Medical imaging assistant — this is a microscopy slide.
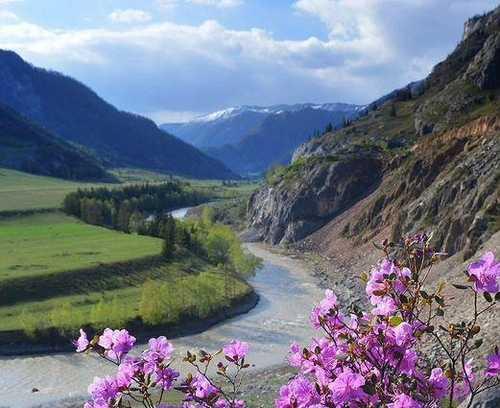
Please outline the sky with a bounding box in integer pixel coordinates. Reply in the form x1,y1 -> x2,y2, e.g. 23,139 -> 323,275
0,0 -> 498,123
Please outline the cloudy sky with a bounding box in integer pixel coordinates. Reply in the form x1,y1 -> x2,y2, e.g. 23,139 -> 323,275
0,0 -> 498,123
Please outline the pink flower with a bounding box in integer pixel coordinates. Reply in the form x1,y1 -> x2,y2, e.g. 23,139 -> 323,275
372,296 -> 397,316
111,329 -> 136,360
191,375 -> 218,399
330,371 -> 367,405
98,328 -> 114,350
143,336 -> 174,374
97,328 -> 135,360
310,289 -> 338,328
399,349 -> 418,375
393,322 -> 414,347
485,352 -> 500,377
276,376 -> 320,408
116,358 -> 139,389
468,251 -> 499,293
223,340 -> 249,362
388,393 -> 422,408
288,343 -> 304,368
153,367 -> 179,391
74,329 -> 89,352
428,368 -> 449,398
87,376 -> 119,407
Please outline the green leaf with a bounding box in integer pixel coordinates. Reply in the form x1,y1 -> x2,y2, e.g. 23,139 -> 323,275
452,284 -> 469,290
483,292 -> 493,303
389,316 -> 403,327
360,272 -> 368,283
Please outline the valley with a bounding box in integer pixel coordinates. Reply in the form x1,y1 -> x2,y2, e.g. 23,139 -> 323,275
0,2 -> 498,408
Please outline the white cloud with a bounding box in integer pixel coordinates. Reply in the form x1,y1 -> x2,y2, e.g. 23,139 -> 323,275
0,0 -> 497,114
109,9 -> 152,24
0,10 -> 18,21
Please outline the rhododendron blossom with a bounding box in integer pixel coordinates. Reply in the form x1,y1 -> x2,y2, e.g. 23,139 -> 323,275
76,238 -> 498,408
223,340 -> 249,362
485,351 -> 500,377
276,240 -> 499,408
468,251 -> 500,293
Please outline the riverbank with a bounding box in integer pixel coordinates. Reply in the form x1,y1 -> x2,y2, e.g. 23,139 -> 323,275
0,242 -> 325,408
0,291 -> 259,357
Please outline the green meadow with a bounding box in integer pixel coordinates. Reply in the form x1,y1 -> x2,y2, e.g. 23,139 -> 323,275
0,168 -> 110,212
0,167 -> 259,213
0,169 -> 257,343
0,212 -> 162,281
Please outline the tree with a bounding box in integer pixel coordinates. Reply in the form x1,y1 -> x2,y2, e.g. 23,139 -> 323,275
117,200 -> 132,232
161,215 -> 176,259
205,227 -> 232,266
324,122 -> 333,133
139,281 -> 164,325
128,211 -> 144,234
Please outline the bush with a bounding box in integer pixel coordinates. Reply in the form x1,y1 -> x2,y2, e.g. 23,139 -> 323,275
75,234 -> 499,408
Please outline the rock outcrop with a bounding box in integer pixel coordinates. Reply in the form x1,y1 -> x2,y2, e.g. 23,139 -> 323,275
248,153 -> 382,245
466,32 -> 500,90
248,5 -> 500,261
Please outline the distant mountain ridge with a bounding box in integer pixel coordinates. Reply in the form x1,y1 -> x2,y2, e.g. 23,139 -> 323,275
162,103 -> 363,175
161,103 -> 363,148
0,103 -> 112,181
0,50 -> 237,180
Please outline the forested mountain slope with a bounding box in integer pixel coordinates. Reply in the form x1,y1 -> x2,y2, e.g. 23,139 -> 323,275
0,50 -> 236,180
0,104 -> 111,181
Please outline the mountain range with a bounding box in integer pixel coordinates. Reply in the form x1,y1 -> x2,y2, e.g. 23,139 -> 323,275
0,50 -> 237,180
161,103 -> 363,175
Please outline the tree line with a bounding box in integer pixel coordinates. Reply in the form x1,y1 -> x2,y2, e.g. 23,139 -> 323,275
63,181 -> 210,232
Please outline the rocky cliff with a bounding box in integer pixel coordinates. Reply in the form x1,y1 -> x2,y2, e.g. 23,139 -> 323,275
248,6 -> 500,260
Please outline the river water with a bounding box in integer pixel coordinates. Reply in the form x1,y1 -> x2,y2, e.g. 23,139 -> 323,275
0,209 -> 325,408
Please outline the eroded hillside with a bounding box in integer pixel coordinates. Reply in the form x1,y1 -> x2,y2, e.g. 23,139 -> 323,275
248,6 -> 500,262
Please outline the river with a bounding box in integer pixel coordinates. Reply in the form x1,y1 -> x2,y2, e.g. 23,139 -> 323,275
0,209 -> 325,408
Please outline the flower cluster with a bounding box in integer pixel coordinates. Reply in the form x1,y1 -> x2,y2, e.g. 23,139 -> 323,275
77,236 -> 499,408
76,328 -> 250,408
278,241 -> 499,408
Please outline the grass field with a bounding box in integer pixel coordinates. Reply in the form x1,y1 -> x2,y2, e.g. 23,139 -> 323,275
0,212 -> 162,281
0,168 -> 111,212
0,168 -> 257,343
0,167 -> 259,213
0,211 -> 253,340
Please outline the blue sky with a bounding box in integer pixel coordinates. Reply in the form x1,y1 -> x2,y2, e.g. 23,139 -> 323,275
0,0 -> 498,123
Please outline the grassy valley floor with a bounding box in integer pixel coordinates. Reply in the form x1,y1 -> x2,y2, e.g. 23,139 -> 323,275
0,211 -> 254,351
0,168 -> 111,213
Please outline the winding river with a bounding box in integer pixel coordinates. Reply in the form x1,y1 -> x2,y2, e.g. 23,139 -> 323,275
0,209 -> 325,408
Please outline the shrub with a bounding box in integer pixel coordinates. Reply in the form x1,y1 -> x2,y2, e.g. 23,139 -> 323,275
75,235 -> 499,407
